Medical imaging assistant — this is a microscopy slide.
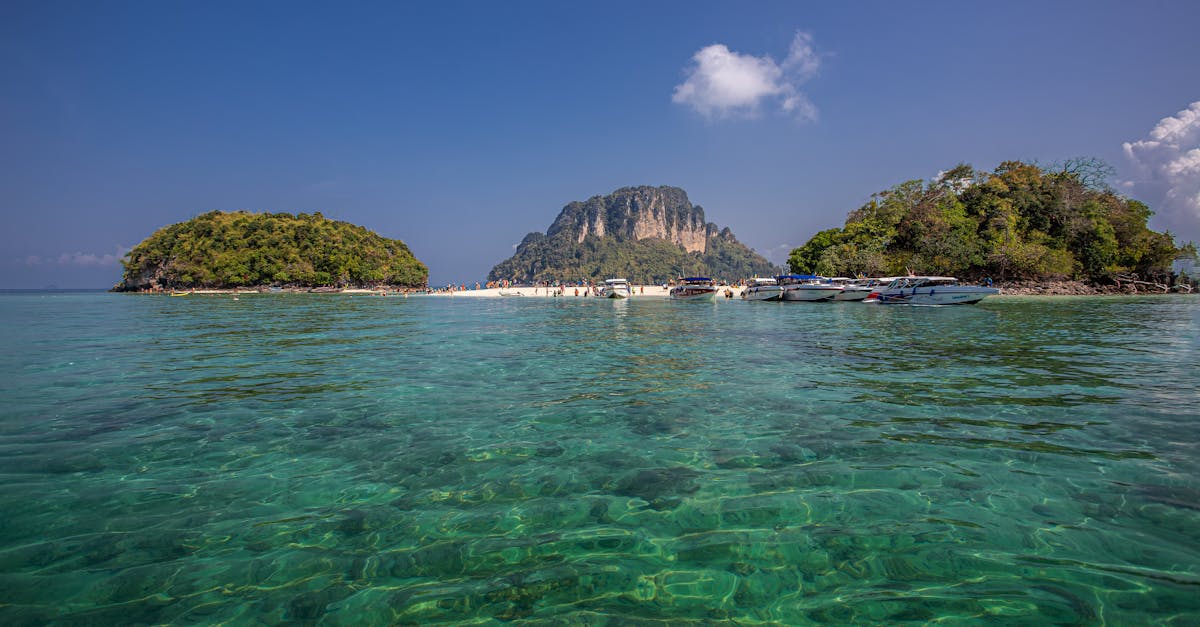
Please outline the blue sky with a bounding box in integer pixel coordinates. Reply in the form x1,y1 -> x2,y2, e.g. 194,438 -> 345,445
2,0 -> 1199,288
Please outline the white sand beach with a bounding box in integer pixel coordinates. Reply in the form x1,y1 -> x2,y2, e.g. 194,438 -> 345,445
435,285 -> 747,299
158,285 -> 751,297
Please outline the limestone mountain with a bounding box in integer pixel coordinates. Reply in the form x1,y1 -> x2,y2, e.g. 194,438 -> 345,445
489,186 -> 778,283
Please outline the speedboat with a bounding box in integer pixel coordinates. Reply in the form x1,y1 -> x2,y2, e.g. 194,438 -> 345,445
829,277 -> 877,301
741,277 -> 783,301
865,276 -> 999,305
600,278 -> 632,299
670,277 -> 718,301
778,274 -> 843,302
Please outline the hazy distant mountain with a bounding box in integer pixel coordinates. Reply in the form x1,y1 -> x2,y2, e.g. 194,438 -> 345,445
488,186 -> 778,283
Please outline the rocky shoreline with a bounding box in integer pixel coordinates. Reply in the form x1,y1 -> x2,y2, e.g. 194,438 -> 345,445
118,285 -> 425,295
995,280 -> 1193,296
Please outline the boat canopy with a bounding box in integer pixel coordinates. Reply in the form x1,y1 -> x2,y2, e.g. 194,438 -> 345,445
776,274 -> 820,280
680,277 -> 712,282
903,276 -> 958,282
605,278 -> 629,284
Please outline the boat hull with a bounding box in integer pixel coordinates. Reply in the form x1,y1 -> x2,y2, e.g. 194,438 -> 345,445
742,286 -> 783,301
872,286 -> 999,305
782,286 -> 842,302
832,287 -> 872,301
670,287 -> 718,301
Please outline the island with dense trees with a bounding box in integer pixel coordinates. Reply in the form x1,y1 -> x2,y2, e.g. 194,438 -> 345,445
114,210 -> 427,291
788,160 -> 1189,290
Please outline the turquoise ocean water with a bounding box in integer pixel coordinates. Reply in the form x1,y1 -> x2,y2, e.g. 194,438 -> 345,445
0,292 -> 1197,624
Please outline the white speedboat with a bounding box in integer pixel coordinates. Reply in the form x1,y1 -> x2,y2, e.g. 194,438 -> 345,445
670,277 -> 718,301
829,277 -> 877,301
778,274 -> 843,302
600,278 -> 632,299
741,277 -> 783,301
865,276 -> 999,305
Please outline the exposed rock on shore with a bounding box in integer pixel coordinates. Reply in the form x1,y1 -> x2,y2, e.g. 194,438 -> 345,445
997,279 -> 1192,295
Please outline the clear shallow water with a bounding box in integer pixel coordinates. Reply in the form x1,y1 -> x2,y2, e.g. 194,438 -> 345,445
0,292 -> 1197,625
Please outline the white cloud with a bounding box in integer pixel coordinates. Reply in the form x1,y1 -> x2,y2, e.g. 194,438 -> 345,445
21,246 -> 128,267
57,252 -> 121,267
1123,101 -> 1200,243
672,31 -> 822,121
782,32 -> 820,80
761,242 -> 794,265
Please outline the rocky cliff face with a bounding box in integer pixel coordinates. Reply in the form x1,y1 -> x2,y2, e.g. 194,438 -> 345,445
488,186 -> 778,283
546,186 -> 713,253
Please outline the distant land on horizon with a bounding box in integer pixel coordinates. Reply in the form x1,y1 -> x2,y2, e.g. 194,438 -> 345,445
488,186 -> 779,284
101,165 -> 1196,294
0,288 -> 111,293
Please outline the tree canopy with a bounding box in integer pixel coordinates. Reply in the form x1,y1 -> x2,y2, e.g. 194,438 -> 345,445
788,160 -> 1179,281
118,210 -> 427,290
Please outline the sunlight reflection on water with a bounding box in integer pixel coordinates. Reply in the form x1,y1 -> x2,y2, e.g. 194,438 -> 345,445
0,293 -> 1197,624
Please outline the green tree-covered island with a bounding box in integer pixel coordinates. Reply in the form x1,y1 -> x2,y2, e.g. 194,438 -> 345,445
788,160 -> 1188,286
115,210 -> 428,292
114,161 -> 1194,293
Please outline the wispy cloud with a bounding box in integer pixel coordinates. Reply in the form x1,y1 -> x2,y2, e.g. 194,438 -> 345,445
20,246 -> 129,267
762,243 -> 794,265
1123,101 -> 1200,242
672,31 -> 823,121
57,252 -> 122,266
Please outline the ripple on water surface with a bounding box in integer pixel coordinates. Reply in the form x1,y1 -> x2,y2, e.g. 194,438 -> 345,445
0,293 -> 1197,624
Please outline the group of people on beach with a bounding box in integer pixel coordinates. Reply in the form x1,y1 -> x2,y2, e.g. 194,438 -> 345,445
532,284 -> 648,297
